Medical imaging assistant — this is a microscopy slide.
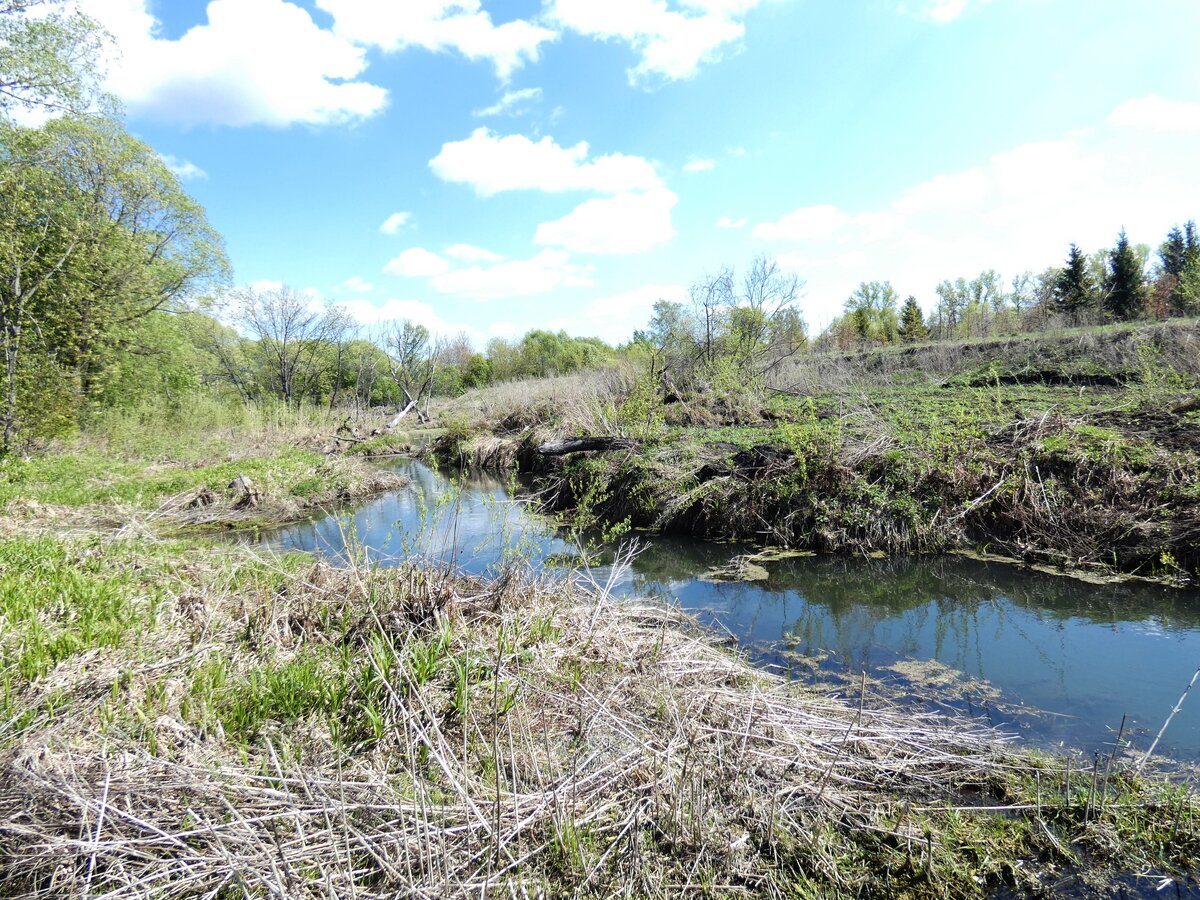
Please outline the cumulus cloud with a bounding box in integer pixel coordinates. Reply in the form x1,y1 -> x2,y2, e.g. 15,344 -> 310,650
379,212 -> 413,235
159,154 -> 207,181
716,215 -> 747,228
315,0 -> 556,79
753,124 -> 1200,328
381,245 -> 591,301
431,128 -> 677,255
429,250 -> 594,300
473,87 -> 543,117
430,128 -> 662,196
752,204 -> 849,241
547,0 -> 760,84
535,189 -> 678,254
683,158 -> 716,173
383,248 -> 452,278
80,0 -> 387,127
1108,95 -> 1200,134
333,297 -> 485,345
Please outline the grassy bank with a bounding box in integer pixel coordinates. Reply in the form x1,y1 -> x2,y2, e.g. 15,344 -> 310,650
0,399 -> 408,535
1,532 -> 1198,898
434,321 -> 1200,584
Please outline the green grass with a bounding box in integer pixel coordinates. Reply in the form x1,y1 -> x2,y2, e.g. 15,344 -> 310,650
0,447 -> 329,509
0,537 -> 165,685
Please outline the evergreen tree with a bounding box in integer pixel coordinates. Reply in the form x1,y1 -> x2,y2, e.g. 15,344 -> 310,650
1159,221 -> 1200,315
1105,229 -> 1144,321
898,296 -> 928,342
1054,243 -> 1094,322
1160,225 -> 1187,279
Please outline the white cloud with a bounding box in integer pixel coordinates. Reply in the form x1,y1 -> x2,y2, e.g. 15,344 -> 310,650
752,204 -> 849,241
431,129 -> 677,255
383,248 -> 452,278
535,189 -> 678,254
81,0 -> 387,127
445,243 -> 504,263
336,276 -> 374,293
683,158 -> 716,173
315,0 -> 556,79
1108,95 -> 1200,134
546,283 -> 688,344
716,215 -> 747,228
893,167 -> 990,214
379,212 -> 413,235
756,123 -> 1200,328
897,0 -> 991,23
548,0 -> 760,84
159,154 -> 207,181
429,250 -> 594,300
334,297 -> 485,345
473,87 -> 543,117
430,128 -> 662,196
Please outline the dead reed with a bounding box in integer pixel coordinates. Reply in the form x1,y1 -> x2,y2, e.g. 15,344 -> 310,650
1,542 -> 1195,898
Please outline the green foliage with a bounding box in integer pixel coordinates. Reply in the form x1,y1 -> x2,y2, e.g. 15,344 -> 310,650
841,281 -> 899,345
1055,243 -> 1096,320
0,0 -> 106,120
484,330 -> 616,383
897,295 -> 928,342
775,399 -> 841,483
0,115 -> 229,451
615,371 -> 665,439
1105,229 -> 1145,321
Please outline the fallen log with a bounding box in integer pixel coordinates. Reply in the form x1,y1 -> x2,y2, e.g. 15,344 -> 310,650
383,400 -> 418,433
538,436 -> 640,455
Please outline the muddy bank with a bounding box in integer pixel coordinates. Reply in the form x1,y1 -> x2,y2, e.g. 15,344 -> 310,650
430,405 -> 1200,585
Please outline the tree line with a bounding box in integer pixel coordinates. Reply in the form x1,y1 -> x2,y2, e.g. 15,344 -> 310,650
825,222 -> 1200,348
4,2 -> 1198,454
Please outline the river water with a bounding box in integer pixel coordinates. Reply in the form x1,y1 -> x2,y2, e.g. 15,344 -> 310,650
259,459 -> 1200,766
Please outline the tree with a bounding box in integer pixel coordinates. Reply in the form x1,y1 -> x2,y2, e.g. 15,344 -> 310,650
237,285 -> 334,407
1105,229 -> 1144,321
934,279 -> 967,338
383,320 -> 439,419
1053,243 -> 1095,323
0,116 -> 228,450
898,296 -> 928,342
1,0 -> 106,120
843,281 -> 899,344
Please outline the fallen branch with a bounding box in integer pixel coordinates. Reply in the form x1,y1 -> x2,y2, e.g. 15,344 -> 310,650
537,437 -> 640,455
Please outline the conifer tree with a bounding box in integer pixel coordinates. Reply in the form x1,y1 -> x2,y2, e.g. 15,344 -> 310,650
1105,229 -> 1144,321
898,296 -> 928,342
1054,243 -> 1094,322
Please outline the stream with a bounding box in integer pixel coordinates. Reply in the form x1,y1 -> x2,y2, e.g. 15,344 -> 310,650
258,458 -> 1200,767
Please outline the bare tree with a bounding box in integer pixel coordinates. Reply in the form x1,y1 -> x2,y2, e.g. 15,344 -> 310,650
322,307 -> 355,411
381,320 -> 442,425
237,285 -> 331,407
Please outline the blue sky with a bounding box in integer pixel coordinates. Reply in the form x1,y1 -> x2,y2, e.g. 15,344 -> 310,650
78,0 -> 1200,344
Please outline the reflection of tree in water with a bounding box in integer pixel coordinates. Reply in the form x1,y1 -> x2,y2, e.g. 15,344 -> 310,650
766,555 -> 1200,630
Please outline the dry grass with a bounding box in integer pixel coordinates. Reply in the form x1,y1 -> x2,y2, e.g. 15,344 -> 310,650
2,539 -> 1196,898
436,368 -> 635,435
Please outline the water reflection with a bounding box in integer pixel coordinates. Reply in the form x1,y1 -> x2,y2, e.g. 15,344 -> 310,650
258,460 -> 1200,763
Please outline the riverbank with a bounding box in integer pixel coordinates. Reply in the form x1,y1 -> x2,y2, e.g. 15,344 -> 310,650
434,321 -> 1200,584
2,528 -> 1198,898
0,402 -> 408,537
